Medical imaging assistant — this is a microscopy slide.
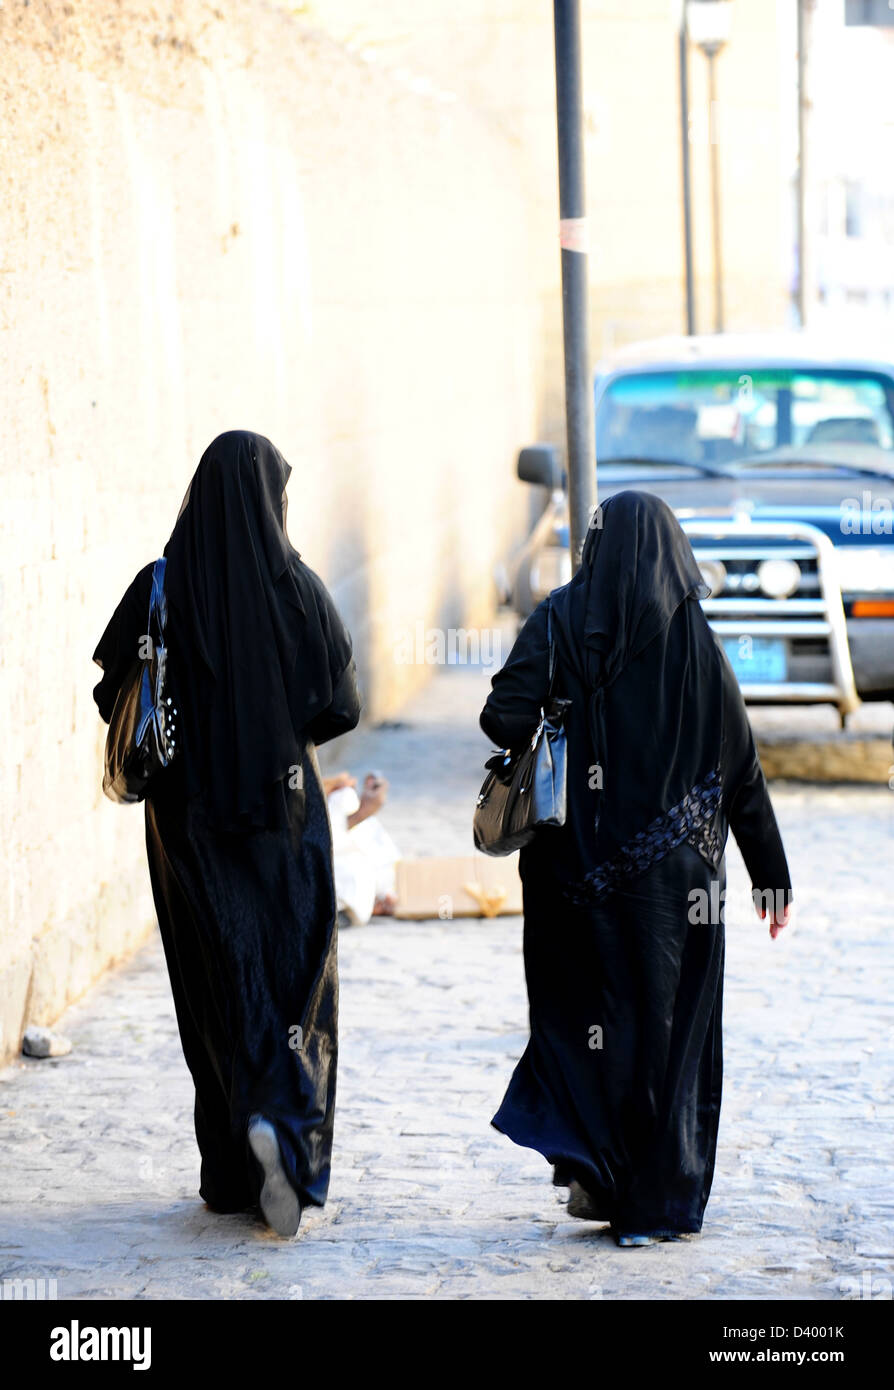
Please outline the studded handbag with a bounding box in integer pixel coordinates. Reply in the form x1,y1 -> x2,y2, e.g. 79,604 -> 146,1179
102,557 -> 180,804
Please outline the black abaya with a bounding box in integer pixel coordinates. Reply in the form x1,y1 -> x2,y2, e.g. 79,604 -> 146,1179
92,433 -> 361,1215
143,717 -> 353,1212
480,491 -> 792,1234
505,838 -> 724,1233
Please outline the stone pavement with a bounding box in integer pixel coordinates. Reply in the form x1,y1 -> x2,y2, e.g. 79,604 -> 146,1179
1,658 -> 893,1301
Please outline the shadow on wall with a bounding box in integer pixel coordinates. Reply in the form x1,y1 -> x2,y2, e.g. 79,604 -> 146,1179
314,523 -> 371,773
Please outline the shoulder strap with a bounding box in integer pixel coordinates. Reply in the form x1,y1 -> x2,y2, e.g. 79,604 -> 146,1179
546,598 -> 558,700
149,557 -> 168,644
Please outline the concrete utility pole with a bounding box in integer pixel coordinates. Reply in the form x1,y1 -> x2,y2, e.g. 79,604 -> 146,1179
796,0 -> 816,328
706,45 -> 725,333
687,0 -> 734,334
679,7 -> 696,336
554,0 -> 596,569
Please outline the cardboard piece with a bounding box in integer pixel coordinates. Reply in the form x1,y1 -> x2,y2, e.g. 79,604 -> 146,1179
393,853 -> 522,920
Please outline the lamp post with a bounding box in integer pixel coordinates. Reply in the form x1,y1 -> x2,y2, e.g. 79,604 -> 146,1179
687,0 -> 734,334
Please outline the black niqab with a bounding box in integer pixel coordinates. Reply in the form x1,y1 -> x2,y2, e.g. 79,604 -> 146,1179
553,489 -> 711,686
163,430 -> 352,833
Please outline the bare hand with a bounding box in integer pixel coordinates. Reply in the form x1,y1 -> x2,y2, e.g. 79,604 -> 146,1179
360,772 -> 388,815
322,770 -> 357,796
346,773 -> 389,829
757,900 -> 792,940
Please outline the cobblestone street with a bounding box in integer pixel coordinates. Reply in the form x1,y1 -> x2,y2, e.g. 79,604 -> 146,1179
2,659 -> 893,1301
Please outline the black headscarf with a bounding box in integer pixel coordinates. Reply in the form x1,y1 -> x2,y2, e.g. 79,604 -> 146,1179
552,489 -> 711,687
163,430 -> 352,833
549,489 -> 723,871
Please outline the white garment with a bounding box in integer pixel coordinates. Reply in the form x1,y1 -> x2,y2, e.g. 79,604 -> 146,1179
328,786 -> 400,926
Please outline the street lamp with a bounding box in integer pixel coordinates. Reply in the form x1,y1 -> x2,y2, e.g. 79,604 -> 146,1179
687,0 -> 734,333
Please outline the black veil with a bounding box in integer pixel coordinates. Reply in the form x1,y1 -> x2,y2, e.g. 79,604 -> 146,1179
549,489 -> 723,871
163,430 -> 352,833
551,489 -> 711,687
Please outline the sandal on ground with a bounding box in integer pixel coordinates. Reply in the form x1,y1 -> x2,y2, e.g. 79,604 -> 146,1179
615,1229 -> 690,1247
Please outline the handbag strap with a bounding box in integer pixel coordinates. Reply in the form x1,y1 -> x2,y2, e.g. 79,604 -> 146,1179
546,598 -> 558,702
148,556 -> 168,648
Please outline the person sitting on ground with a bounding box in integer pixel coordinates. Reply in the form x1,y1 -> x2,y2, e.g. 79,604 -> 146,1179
323,771 -> 399,925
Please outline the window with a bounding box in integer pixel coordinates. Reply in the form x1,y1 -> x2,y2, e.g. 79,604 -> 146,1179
595,368 -> 894,467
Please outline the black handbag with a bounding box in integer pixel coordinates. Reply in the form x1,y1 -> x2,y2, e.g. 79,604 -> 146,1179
473,602 -> 569,857
102,557 -> 180,804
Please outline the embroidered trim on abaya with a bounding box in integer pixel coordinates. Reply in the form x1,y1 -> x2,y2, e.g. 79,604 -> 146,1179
480,494 -> 792,1237
563,768 -> 723,905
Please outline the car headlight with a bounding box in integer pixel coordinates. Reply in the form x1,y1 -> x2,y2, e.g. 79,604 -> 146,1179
697,559 -> 727,596
757,558 -> 801,599
530,546 -> 572,601
834,546 -> 894,593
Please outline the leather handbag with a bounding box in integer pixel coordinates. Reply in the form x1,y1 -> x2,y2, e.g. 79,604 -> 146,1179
102,557 -> 180,804
473,602 -> 569,857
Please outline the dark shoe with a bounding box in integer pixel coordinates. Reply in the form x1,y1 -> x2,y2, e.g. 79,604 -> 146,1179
567,1180 -> 602,1221
247,1115 -> 302,1238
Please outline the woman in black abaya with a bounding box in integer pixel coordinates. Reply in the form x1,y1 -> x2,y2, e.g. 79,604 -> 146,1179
92,430 -> 360,1237
480,490 -> 792,1245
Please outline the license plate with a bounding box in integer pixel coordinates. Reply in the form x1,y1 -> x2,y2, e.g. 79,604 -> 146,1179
722,636 -> 787,684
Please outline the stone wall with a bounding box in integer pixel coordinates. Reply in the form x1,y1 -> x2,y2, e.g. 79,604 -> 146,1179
0,0 -> 789,1063
0,0 -> 543,1062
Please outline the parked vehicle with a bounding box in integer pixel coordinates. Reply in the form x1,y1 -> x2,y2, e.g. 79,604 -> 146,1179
508,334 -> 894,722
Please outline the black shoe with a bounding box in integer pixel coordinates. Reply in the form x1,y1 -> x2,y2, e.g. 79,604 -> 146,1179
567,1180 -> 602,1221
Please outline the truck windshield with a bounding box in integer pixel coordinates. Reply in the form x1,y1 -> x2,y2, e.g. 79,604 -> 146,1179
595,367 -> 894,468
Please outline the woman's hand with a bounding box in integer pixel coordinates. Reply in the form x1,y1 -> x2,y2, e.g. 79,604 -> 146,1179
756,897 -> 792,940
